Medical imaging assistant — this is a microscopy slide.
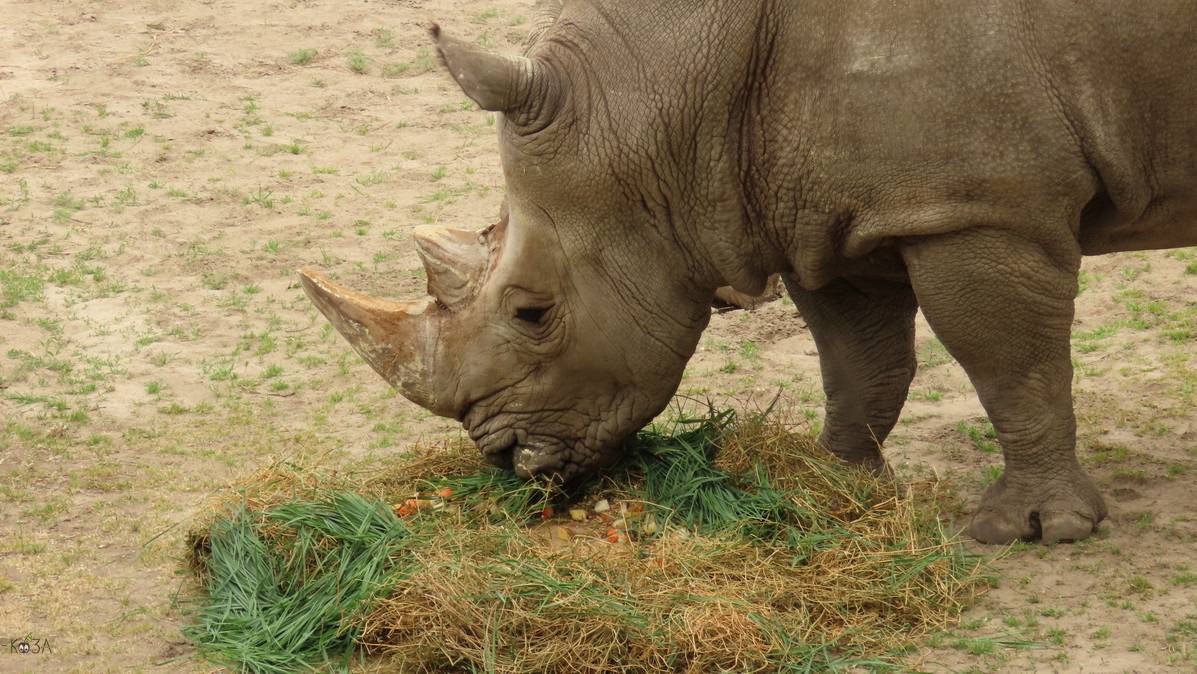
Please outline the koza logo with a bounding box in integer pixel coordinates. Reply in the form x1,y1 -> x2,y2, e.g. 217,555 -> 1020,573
9,636 -> 53,655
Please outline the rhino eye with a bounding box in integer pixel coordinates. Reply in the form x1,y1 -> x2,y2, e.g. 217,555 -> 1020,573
514,306 -> 550,324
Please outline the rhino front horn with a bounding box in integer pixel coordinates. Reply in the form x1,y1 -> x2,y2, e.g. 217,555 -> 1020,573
413,225 -> 488,311
297,268 -> 449,415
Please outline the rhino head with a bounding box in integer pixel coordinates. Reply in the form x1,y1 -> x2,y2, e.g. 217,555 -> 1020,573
299,11 -> 771,482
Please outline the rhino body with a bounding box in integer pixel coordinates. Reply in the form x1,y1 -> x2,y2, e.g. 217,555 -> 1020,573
301,0 -> 1197,544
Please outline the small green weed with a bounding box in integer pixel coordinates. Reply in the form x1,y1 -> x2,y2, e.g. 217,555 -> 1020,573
289,48 -> 317,65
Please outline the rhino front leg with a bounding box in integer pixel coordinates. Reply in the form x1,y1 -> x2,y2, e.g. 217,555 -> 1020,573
786,276 -> 919,472
902,229 -> 1107,544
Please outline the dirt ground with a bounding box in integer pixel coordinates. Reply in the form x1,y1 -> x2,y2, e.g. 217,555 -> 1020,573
1,1 -> 1194,672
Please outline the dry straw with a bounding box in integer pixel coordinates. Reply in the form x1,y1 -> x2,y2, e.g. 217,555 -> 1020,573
185,407 -> 988,673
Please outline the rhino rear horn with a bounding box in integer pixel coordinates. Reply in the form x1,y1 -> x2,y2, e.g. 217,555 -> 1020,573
413,225 -> 488,311
429,24 -> 559,116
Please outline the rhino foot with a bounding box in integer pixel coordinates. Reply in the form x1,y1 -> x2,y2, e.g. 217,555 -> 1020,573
968,469 -> 1107,545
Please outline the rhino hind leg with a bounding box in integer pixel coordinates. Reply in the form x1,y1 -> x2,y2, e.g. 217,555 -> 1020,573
785,275 -> 919,472
902,229 -> 1107,544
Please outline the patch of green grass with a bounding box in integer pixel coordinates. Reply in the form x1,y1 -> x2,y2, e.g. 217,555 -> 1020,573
979,464 -> 1003,487
289,48 -> 317,65
23,497 -> 70,523
5,390 -> 67,411
118,185 -> 139,206
36,318 -> 61,334
3,178 -> 30,211
1164,327 -> 1193,342
956,420 -> 1000,454
1166,616 -> 1197,665
7,348 -> 75,378
472,8 -> 501,23
1121,260 -> 1151,281
186,493 -> 406,673
738,339 -> 760,361
1128,575 -> 1153,595
347,50 -> 368,74
1073,323 -> 1119,354
1088,443 -> 1129,464
948,635 -> 1035,656
203,361 -> 237,382
382,62 -> 410,78
1172,572 -> 1197,587
385,51 -> 435,79
201,272 -> 230,290
374,28 -> 395,49
356,170 -> 387,186
414,47 -> 435,69
244,187 -> 274,209
0,269 -> 45,307
918,338 -> 954,368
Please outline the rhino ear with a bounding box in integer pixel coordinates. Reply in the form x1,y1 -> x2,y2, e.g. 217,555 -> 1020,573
429,24 -> 557,115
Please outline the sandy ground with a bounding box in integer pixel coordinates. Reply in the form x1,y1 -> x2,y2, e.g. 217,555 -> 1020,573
0,1 -> 1194,672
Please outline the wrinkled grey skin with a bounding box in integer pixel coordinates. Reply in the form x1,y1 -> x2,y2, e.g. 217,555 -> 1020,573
301,0 -> 1197,544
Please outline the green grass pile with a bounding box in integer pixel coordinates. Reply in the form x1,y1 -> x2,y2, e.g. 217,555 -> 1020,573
184,407 -> 988,673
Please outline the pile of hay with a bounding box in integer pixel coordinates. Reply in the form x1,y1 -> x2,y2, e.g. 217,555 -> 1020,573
184,408 -> 987,673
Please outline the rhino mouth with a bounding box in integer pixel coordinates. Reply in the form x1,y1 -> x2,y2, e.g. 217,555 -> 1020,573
473,428 -> 518,470
465,402 -> 604,481
474,430 -> 569,478
464,404 -> 561,476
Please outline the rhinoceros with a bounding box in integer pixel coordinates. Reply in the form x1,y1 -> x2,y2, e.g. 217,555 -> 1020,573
299,0 -> 1197,544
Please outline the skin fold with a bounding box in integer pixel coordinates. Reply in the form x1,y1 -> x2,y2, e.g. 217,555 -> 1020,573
301,0 -> 1197,544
